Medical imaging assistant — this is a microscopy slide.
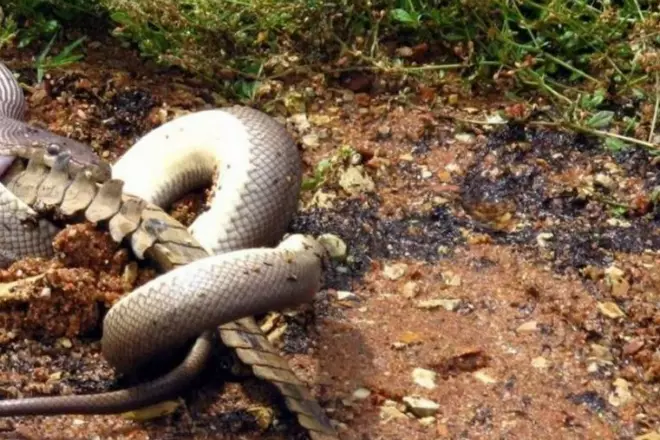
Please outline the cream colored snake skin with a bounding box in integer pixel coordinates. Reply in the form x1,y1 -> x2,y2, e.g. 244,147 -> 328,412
0,61 -> 339,439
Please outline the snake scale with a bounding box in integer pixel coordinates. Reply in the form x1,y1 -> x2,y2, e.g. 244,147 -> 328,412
0,60 -> 339,439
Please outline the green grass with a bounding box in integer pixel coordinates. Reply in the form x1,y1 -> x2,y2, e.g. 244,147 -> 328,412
2,1 -> 660,150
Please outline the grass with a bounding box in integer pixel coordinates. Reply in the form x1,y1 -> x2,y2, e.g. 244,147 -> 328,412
2,1 -> 660,151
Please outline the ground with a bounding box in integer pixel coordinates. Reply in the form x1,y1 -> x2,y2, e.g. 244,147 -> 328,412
0,34 -> 659,440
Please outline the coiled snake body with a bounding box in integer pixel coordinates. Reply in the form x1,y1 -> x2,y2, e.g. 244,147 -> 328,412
0,61 -> 338,439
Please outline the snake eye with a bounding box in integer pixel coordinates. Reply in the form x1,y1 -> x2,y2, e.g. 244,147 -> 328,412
46,143 -> 61,155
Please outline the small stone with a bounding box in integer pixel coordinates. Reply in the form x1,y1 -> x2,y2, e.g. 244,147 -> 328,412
418,416 -> 436,426
454,133 -> 475,143
377,125 -> 392,139
380,401 -> 408,421
338,166 -> 375,195
302,133 -> 320,149
623,338 -> 645,355
421,168 -> 433,179
412,368 -> 437,390
416,299 -> 461,311
399,153 -> 414,161
594,173 -> 616,190
318,233 -> 347,260
71,419 -> 85,426
395,46 -> 414,57
531,356 -> 550,369
442,271 -> 461,286
608,378 -> 632,407
352,388 -> 371,400
337,290 -> 358,301
589,344 -> 614,363
289,113 -> 311,132
473,370 -> 497,384
597,301 -> 626,319
310,190 -> 337,209
403,396 -> 440,418
516,321 -> 538,333
56,337 -> 72,349
536,232 -> 554,248
383,263 -> 408,280
437,245 -> 450,255
401,281 -> 420,298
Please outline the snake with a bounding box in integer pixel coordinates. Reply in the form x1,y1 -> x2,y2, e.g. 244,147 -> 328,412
0,60 -> 338,439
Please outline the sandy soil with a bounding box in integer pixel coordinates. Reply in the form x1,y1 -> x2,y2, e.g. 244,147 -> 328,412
0,33 -> 658,440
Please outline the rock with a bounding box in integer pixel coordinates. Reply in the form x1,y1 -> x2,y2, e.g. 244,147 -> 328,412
318,233 -> 347,260
377,125 -> 392,139
419,416 -> 436,426
597,301 -> 626,319
594,173 -> 616,190
289,113 -> 311,132
310,190 -> 337,209
57,337 -> 72,349
590,343 -> 614,363
623,338 -> 645,355
352,388 -> 371,400
473,370 -> 497,384
302,133 -> 320,149
383,263 -> 408,280
380,400 -> 408,422
442,271 -> 462,286
536,232 -> 554,248
421,168 -> 433,179
412,368 -> 437,390
416,298 -> 461,311
337,290 -> 358,301
454,133 -> 475,143
338,166 -> 375,195
531,356 -> 550,369
403,396 -> 440,418
401,281 -> 420,298
608,378 -> 632,407
516,321 -> 538,333
395,46 -> 414,57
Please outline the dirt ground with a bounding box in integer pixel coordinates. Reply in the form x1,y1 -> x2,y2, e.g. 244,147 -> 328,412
0,33 -> 658,440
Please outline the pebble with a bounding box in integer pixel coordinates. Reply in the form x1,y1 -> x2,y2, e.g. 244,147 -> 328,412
416,298 -> 461,311
289,113 -> 311,132
403,396 -> 440,417
318,233 -> 347,260
594,173 -> 616,190
338,166 -> 375,195
377,125 -> 392,139
454,133 -> 476,143
531,356 -> 550,369
473,370 -> 497,384
379,400 -> 408,421
516,321 -> 539,333
310,190 -> 337,209
302,133 -> 320,149
597,301 -> 626,319
418,416 -> 436,426
442,271 -> 462,286
337,290 -> 358,301
352,387 -> 371,400
401,281 -> 420,298
56,337 -> 72,349
623,338 -> 645,355
608,378 -> 632,407
412,368 -> 437,390
383,263 -> 408,280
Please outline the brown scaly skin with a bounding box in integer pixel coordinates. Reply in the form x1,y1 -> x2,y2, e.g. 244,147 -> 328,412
0,153 -> 339,440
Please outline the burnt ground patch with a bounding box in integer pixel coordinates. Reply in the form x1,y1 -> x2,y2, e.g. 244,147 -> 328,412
457,123 -> 660,272
290,197 -> 468,290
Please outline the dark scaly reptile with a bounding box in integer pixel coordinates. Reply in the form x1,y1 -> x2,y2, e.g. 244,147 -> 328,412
0,61 -> 339,439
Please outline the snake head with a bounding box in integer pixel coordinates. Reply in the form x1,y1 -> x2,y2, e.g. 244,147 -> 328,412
40,139 -> 111,181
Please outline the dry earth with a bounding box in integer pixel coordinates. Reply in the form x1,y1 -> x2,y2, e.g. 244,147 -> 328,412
0,34 -> 658,440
